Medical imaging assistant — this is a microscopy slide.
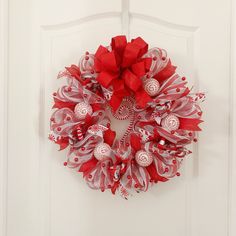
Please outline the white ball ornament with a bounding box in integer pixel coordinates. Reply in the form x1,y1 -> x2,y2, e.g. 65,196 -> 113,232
94,143 -> 111,161
135,150 -> 153,167
143,78 -> 160,96
161,114 -> 180,131
74,102 -> 92,120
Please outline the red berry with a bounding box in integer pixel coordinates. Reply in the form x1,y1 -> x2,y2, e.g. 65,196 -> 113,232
188,132 -> 193,136
182,77 -> 186,81
127,175 -> 131,179
134,183 -> 139,188
176,88 -> 180,92
193,138 -> 198,142
176,172 -> 180,176
102,163 -> 106,167
198,112 -> 202,116
85,51 -> 89,55
81,147 -> 85,151
153,56 -> 157,61
172,160 -> 177,164
85,56 -> 89,60
165,167 -> 169,172
53,92 -> 57,96
63,162 -> 67,166
88,174 -> 92,179
171,130 -> 175,134
66,116 -> 71,121
57,127 -> 61,131
67,87 -> 72,92
164,91 -> 168,95
74,157 -> 78,162
162,57 -> 166,60
50,117 -> 55,122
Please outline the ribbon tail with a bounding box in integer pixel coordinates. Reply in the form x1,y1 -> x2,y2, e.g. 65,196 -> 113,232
179,117 -> 203,131
130,133 -> 141,151
146,163 -> 168,182
109,94 -> 123,111
135,89 -> 152,108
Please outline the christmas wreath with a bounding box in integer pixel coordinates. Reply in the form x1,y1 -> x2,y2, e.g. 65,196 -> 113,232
49,35 -> 204,199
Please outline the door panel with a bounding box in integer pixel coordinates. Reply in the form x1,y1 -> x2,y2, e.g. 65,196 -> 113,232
129,1 -> 231,235
2,0 -> 235,236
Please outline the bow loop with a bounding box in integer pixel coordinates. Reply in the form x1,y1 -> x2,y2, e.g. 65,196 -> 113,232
111,35 -> 127,56
94,45 -> 109,72
99,51 -> 118,72
131,37 -> 148,57
122,69 -> 142,92
122,42 -> 141,68
96,71 -> 117,88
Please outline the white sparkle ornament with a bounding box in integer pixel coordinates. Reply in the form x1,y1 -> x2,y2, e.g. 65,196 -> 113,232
94,143 -> 111,160
135,150 -> 153,167
74,102 -> 92,119
161,114 -> 180,131
143,78 -> 160,96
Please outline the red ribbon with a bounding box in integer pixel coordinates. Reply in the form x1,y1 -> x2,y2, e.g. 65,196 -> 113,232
104,129 -> 116,146
53,137 -> 69,150
179,117 -> 203,131
154,60 -> 176,84
65,65 -> 91,86
79,157 -> 98,176
95,35 -> 152,111
130,133 -> 141,151
53,98 -> 76,110
146,163 -> 168,182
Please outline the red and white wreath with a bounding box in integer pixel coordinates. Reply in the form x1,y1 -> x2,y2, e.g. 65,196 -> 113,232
49,35 -> 204,199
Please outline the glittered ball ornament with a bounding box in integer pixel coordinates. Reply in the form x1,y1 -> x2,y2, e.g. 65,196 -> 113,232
162,114 -> 180,131
74,102 -> 92,119
94,143 -> 111,161
143,78 -> 160,96
135,150 -> 153,167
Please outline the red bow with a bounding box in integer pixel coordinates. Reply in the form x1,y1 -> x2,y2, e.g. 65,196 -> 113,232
95,35 -> 152,111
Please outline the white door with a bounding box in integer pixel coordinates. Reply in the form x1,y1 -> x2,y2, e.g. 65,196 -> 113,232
1,0 -> 236,236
